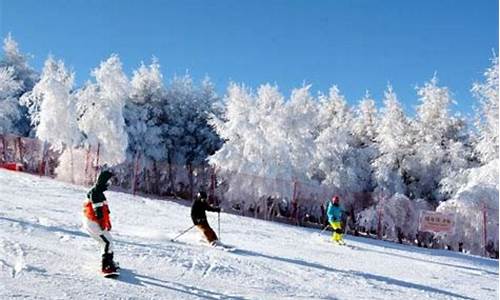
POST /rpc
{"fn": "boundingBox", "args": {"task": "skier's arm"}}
[90,190,105,220]
[205,203,221,213]
[326,203,334,222]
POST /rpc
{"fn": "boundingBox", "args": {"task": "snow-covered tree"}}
[284,85,318,182]
[209,83,254,173]
[437,158,499,255]
[436,57,499,256]
[76,54,130,166]
[357,193,429,241]
[351,91,379,192]
[0,67,22,133]
[411,76,471,202]
[372,85,414,196]
[472,56,499,163]
[312,85,363,198]
[163,75,222,167]
[125,59,166,162]
[35,56,80,150]
[0,34,38,135]
[352,91,378,146]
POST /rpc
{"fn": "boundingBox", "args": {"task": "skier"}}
[191,191,221,246]
[82,170,119,276]
[327,195,345,245]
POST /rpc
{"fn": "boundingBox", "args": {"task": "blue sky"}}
[0,0,498,116]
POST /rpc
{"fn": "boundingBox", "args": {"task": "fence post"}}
[94,143,100,182]
[70,147,75,184]
[377,195,384,240]
[0,135,6,162]
[188,163,193,200]
[482,203,488,257]
[38,142,47,177]
[132,151,140,195]
[16,137,24,164]
[291,180,299,225]
[84,145,91,184]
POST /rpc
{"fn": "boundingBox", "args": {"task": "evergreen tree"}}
[0,66,22,133]
[312,85,362,196]
[372,85,413,196]
[76,54,130,166]
[472,56,499,163]
[35,56,80,151]
[125,59,166,162]
[411,75,471,201]
[0,34,38,135]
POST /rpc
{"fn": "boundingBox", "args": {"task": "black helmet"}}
[196,191,208,201]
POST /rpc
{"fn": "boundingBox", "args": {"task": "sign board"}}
[418,210,455,234]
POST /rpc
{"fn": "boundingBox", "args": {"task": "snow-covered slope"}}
[0,169,497,299]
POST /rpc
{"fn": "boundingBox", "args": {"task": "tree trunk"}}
[70,147,75,184]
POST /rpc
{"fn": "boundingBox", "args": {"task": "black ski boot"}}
[101,253,117,274]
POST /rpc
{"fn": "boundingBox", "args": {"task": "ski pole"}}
[319,224,331,235]
[170,225,196,242]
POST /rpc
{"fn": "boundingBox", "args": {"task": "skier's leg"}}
[205,224,218,245]
[329,222,336,241]
[196,223,218,244]
[82,219,115,271]
[332,221,342,242]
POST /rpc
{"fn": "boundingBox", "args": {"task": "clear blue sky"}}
[0,0,498,116]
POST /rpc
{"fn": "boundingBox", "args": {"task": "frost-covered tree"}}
[411,76,471,201]
[210,83,320,213]
[0,67,22,133]
[351,91,379,192]
[372,85,414,196]
[209,83,254,174]
[436,57,499,256]
[35,56,80,150]
[160,74,222,194]
[357,194,429,241]
[284,85,318,182]
[312,86,363,198]
[437,158,499,255]
[76,54,129,166]
[125,59,166,162]
[0,34,38,135]
[352,91,378,146]
[472,56,499,163]
[163,75,222,167]
[34,57,80,182]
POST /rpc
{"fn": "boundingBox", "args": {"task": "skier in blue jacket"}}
[327,195,345,245]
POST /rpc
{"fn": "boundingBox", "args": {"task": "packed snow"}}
[0,169,497,299]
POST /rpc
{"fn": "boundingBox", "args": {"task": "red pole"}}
[0,135,5,162]
[17,137,24,164]
[483,203,488,257]
[94,143,100,182]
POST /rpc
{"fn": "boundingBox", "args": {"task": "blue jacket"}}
[327,202,343,223]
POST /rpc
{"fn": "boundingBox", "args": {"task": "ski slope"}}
[0,169,498,300]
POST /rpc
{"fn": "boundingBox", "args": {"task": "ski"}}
[102,271,120,278]
[211,243,237,252]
